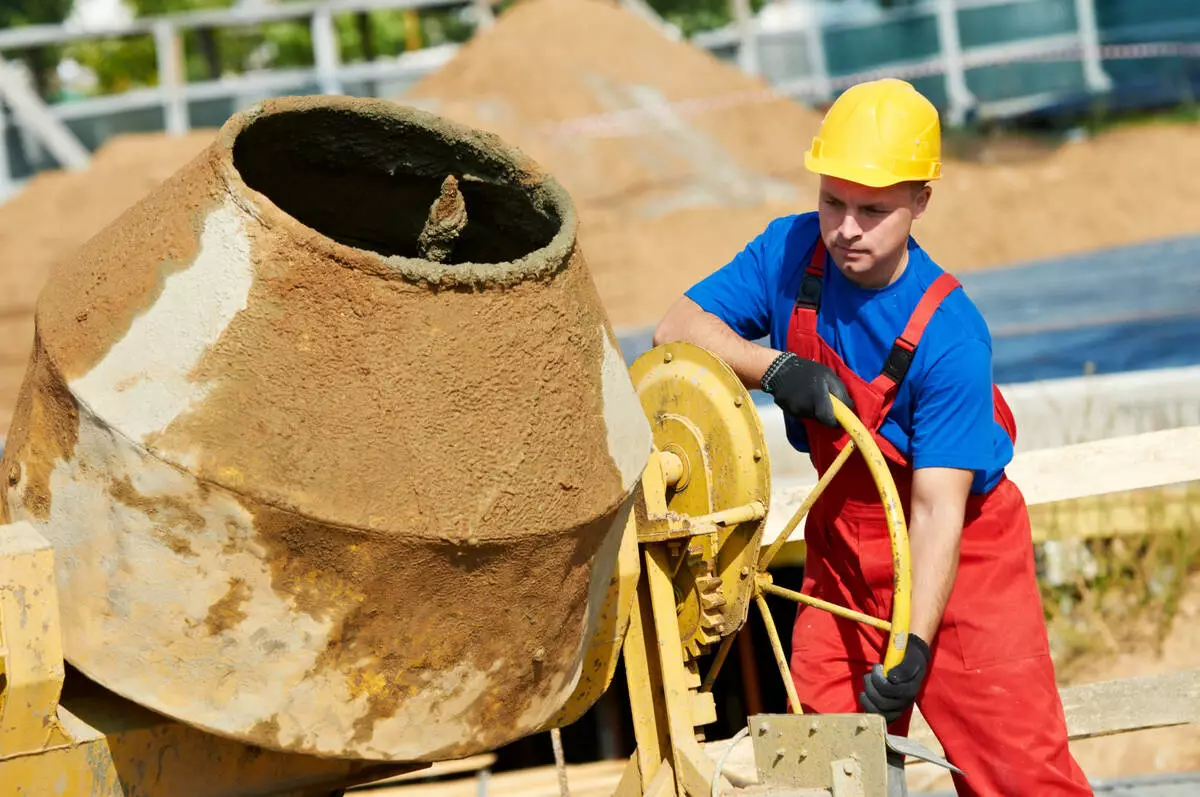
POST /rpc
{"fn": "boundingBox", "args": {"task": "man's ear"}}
[912,182,932,220]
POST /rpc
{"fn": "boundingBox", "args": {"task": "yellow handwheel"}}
[751,394,912,713]
[627,342,912,715]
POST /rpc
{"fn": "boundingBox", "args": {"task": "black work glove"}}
[858,634,931,724]
[760,352,853,429]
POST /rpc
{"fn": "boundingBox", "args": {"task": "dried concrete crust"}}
[0,95,652,760]
[219,95,582,289]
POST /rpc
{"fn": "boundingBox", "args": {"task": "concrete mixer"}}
[1,94,1140,797]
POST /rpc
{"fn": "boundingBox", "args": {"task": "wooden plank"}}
[1007,426,1200,507]
[907,670,1200,761]
[351,755,494,788]
[361,760,629,797]
[1060,668,1200,741]
[762,427,1200,551]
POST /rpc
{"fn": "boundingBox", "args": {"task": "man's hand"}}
[761,352,854,428]
[858,634,931,723]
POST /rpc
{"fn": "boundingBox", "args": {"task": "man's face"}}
[817,176,930,287]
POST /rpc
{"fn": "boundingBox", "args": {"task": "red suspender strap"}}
[898,273,961,350]
[870,272,962,392]
[807,238,827,276]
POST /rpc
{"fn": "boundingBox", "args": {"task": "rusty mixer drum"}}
[0,96,651,761]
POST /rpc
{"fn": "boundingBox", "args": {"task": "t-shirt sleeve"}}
[910,337,996,472]
[683,221,778,341]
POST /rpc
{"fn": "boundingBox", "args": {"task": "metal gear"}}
[676,539,728,660]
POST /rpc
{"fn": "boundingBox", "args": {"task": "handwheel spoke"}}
[700,632,737,693]
[754,593,802,714]
[761,581,891,633]
[758,441,856,572]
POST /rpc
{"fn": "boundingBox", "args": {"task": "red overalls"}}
[786,239,1092,796]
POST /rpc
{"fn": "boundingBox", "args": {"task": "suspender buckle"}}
[881,339,916,385]
[795,274,822,310]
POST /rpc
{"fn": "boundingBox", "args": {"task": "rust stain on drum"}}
[106,475,205,557]
[0,340,79,522]
[248,715,283,749]
[203,577,252,636]
[253,498,618,750]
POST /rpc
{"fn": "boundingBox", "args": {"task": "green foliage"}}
[62,0,477,95]
[645,0,770,37]
[66,35,158,93]
[65,0,238,92]
[0,0,75,97]
[0,0,73,26]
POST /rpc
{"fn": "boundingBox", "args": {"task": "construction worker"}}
[653,78,1092,796]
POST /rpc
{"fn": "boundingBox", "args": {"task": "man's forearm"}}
[907,467,973,643]
[653,296,780,389]
[907,510,962,642]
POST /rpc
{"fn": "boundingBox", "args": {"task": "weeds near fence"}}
[1034,482,1200,680]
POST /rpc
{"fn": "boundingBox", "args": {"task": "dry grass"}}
[1034,483,1200,682]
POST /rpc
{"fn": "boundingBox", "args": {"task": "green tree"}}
[65,0,473,95]
[643,0,770,38]
[0,0,75,97]
[66,0,236,93]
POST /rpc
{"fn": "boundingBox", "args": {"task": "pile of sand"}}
[402,0,824,324]
[0,130,215,434]
[405,0,822,210]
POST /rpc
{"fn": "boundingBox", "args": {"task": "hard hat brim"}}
[804,152,940,188]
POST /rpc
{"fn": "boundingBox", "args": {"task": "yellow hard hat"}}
[804,78,942,188]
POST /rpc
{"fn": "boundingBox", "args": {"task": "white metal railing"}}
[707,0,1112,124]
[0,0,475,197]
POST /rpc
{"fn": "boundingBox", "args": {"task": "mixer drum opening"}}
[232,103,560,266]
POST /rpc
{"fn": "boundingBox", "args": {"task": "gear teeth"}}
[681,542,729,660]
[698,584,726,610]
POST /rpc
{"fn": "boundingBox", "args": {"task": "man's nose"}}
[837,212,862,241]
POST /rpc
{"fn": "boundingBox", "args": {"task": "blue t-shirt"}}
[685,212,1012,494]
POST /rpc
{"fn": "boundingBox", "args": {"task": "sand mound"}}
[406,0,821,214]
[919,122,1200,270]
[401,0,826,327]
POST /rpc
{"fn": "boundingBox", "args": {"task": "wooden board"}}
[761,426,1200,551]
[1008,427,1200,508]
[351,755,495,788]
[907,669,1200,762]
[353,759,629,797]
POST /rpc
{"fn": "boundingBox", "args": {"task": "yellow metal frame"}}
[0,521,417,797]
[620,344,914,796]
[628,343,772,662]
